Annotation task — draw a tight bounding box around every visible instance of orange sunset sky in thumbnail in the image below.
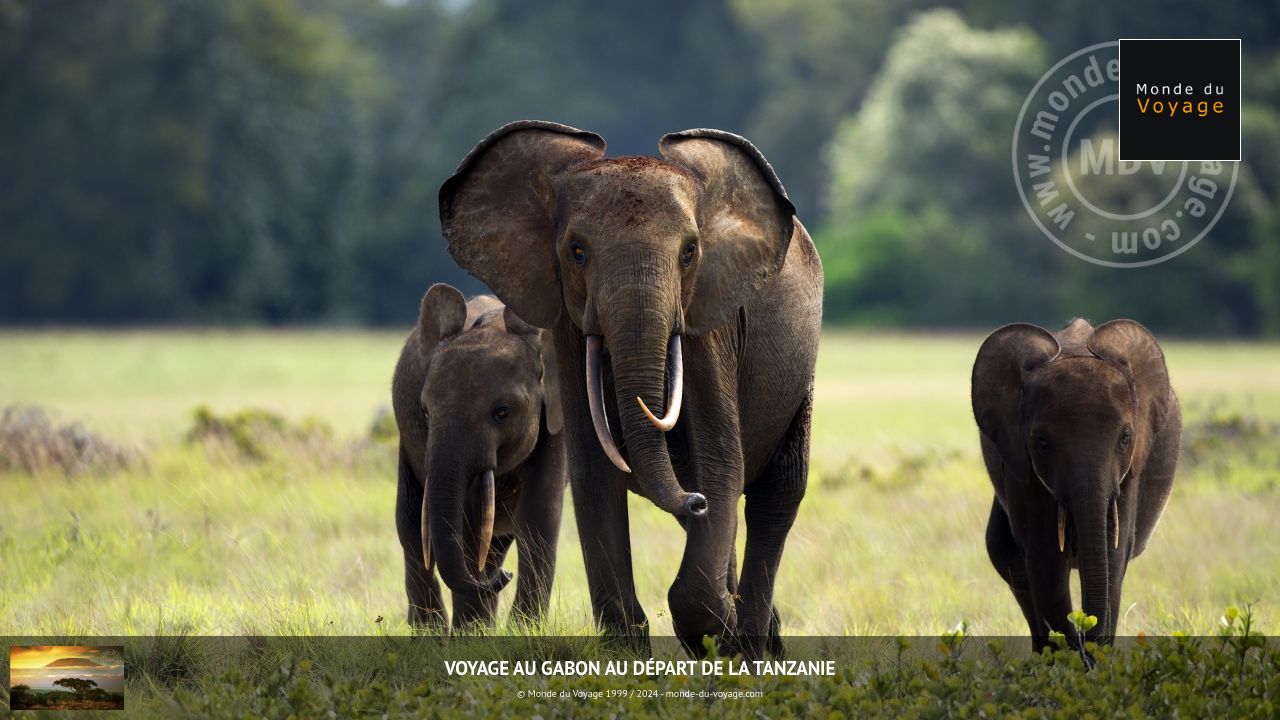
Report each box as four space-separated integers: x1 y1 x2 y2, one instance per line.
10 646 123 669
9 646 125 693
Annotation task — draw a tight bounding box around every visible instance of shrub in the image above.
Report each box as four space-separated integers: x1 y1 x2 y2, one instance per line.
1184 408 1280 467
0 405 140 475
185 405 393 472
187 405 333 462
1182 406 1280 492
368 405 398 445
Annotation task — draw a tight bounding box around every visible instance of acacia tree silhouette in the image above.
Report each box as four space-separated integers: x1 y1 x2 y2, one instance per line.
52 677 97 696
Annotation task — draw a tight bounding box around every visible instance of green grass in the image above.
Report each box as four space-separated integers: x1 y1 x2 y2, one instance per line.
1 329 1279 640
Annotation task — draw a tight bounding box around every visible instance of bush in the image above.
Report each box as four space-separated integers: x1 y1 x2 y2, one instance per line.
187 405 332 461
368 405 398 445
185 405 393 472
0 405 140 475
1182 406 1280 491
1184 409 1280 465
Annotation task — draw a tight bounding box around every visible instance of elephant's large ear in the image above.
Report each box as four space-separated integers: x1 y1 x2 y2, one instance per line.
501 306 563 435
538 328 563 435
440 121 607 329
971 324 1061 479
418 283 468 361
658 129 796 333
1088 320 1173 456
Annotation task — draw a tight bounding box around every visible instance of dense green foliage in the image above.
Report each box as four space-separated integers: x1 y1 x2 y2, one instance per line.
823 10 1280 336
1 0 1278 332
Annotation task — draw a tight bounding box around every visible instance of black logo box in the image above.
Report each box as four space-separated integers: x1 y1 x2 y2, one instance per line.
1119 39 1241 162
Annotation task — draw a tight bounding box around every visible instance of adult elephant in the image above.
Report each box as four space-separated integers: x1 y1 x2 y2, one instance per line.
439 121 823 657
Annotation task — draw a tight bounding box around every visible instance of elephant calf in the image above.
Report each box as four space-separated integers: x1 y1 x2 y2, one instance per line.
392 283 566 629
972 318 1180 649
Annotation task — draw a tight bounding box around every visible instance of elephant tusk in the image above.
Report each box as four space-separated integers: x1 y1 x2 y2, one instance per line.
420 484 431 571
1110 497 1120 550
476 469 496 575
636 335 683 432
586 335 631 473
1057 504 1066 553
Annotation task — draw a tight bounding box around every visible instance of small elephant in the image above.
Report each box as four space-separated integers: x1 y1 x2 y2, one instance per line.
972 318 1180 649
438 121 823 658
392 283 566 630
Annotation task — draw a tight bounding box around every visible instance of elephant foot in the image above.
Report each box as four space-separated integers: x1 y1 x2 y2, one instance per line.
721 606 783 662
594 604 651 657
669 582 736 659
716 633 746 660
678 632 710 659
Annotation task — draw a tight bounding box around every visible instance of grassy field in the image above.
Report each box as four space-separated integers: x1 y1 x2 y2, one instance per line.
1 328 1278 639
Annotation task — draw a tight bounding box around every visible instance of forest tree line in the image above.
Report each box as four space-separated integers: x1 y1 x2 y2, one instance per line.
1 0 1278 334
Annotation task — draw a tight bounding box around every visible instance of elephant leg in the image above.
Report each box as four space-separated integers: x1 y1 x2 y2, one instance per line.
396 445 446 630
556 324 647 649
726 532 739 602
985 498 1036 645
667 370 746 658
512 433 567 625
1024 526 1073 652
401 550 446 631
452 535 514 629
669 484 741 657
569 455 647 645
672 510 744 657
717 528 755 659
1106 558 1129 641
735 390 812 661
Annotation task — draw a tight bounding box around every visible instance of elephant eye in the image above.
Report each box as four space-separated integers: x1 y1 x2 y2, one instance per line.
1036 435 1050 451
1119 430 1132 451
491 403 511 424
570 241 587 266
680 240 697 268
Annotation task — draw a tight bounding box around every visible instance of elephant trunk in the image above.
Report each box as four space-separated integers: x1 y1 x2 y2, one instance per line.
586 334 686 466
611 339 706 517
425 443 509 596
584 257 705 517
1073 485 1113 644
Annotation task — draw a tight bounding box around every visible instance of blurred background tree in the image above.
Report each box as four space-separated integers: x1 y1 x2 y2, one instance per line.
0 0 1276 334
821 10 1051 327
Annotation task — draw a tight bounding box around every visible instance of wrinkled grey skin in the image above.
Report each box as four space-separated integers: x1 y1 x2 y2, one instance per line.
972 318 1180 650
392 283 566 630
438 121 823 659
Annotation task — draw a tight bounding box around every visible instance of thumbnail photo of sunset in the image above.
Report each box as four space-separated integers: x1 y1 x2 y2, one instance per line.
8 645 125 710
